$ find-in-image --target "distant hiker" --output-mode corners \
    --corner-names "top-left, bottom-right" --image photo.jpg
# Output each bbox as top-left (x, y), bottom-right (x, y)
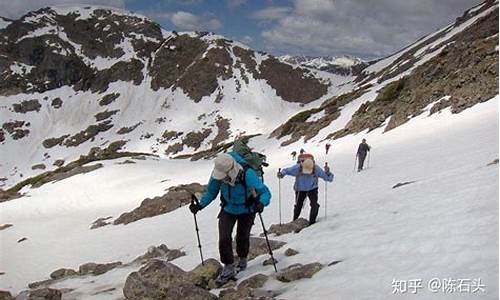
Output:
top-left (296, 148), bottom-right (308, 164)
top-left (291, 151), bottom-right (297, 161)
top-left (189, 151), bottom-right (271, 284)
top-left (325, 143), bottom-right (331, 155)
top-left (277, 154), bottom-right (333, 225)
top-left (356, 139), bottom-right (371, 172)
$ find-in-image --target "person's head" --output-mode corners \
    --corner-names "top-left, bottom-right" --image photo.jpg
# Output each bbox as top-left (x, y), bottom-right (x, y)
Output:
top-left (300, 149), bottom-right (305, 154)
top-left (362, 139), bottom-right (366, 143)
top-left (211, 153), bottom-right (242, 186)
top-left (301, 158), bottom-right (314, 174)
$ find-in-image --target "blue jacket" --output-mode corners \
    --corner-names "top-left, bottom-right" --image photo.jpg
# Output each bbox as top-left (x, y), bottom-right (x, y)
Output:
top-left (280, 164), bottom-right (334, 191)
top-left (199, 152), bottom-right (271, 215)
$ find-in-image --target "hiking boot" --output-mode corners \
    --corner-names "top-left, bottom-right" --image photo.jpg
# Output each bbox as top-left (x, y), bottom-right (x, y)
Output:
top-left (236, 257), bottom-right (247, 271)
top-left (216, 264), bottom-right (236, 286)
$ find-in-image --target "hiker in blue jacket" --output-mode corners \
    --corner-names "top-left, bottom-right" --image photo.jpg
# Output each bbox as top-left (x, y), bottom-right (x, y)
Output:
top-left (278, 156), bottom-right (333, 225)
top-left (189, 152), bottom-right (271, 283)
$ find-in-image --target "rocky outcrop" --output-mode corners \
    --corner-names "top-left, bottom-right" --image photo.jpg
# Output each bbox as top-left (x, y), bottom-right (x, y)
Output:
top-left (132, 244), bottom-right (186, 264)
top-left (332, 5), bottom-right (498, 139)
top-left (63, 121), bottom-right (114, 147)
top-left (98, 93), bottom-right (120, 106)
top-left (123, 260), bottom-right (217, 300)
top-left (42, 135), bottom-right (69, 149)
top-left (31, 164), bottom-right (46, 171)
top-left (12, 99), bottom-right (41, 113)
top-left (487, 158), bottom-right (499, 166)
top-left (182, 129), bottom-right (212, 150)
top-left (117, 123), bottom-right (141, 135)
top-left (276, 263), bottom-right (324, 282)
top-left (114, 183), bottom-right (206, 225)
top-left (2, 120), bottom-right (30, 140)
top-left (90, 216), bottom-right (113, 229)
top-left (94, 110), bottom-right (119, 122)
top-left (78, 261), bottom-right (122, 276)
top-left (50, 98), bottom-right (62, 109)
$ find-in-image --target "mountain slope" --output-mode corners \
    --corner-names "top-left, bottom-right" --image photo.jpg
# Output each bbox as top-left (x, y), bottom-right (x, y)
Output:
top-left (279, 55), bottom-right (369, 76)
top-left (0, 6), bottom-right (354, 188)
top-left (272, 0), bottom-right (498, 146)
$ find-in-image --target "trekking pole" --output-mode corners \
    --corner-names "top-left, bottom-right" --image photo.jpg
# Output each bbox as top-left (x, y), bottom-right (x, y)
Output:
top-left (353, 155), bottom-right (357, 173)
top-left (278, 168), bottom-right (282, 225)
top-left (251, 189), bottom-right (278, 272)
top-left (367, 151), bottom-right (371, 169)
top-left (190, 194), bottom-right (204, 266)
top-left (324, 162), bottom-right (328, 219)
top-left (258, 212), bottom-right (278, 272)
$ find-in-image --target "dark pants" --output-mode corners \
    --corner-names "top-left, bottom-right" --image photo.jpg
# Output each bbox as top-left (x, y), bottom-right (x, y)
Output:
top-left (218, 210), bottom-right (255, 265)
top-left (358, 154), bottom-right (367, 171)
top-left (293, 188), bottom-right (319, 225)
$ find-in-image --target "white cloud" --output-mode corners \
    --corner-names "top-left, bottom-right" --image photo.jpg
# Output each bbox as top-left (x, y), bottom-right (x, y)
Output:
top-left (227, 0), bottom-right (247, 8)
top-left (0, 0), bottom-right (125, 19)
top-left (251, 6), bottom-right (292, 20)
top-left (170, 11), bottom-right (222, 31)
top-left (241, 35), bottom-right (253, 44)
top-left (260, 0), bottom-right (482, 58)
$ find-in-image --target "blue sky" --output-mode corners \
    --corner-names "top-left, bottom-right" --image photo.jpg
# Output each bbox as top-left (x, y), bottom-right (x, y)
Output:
top-left (2, 0), bottom-right (483, 59)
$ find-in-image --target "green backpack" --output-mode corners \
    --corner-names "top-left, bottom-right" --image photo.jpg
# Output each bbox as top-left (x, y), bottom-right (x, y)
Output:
top-left (232, 139), bottom-right (268, 179)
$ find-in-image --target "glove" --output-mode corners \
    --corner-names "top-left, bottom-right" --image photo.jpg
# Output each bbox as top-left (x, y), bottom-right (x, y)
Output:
top-left (189, 202), bottom-right (202, 214)
top-left (254, 201), bottom-right (264, 213)
top-left (324, 165), bottom-right (331, 175)
top-left (277, 171), bottom-right (284, 179)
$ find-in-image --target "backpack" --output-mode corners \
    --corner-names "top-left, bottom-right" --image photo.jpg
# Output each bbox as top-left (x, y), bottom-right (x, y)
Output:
top-left (298, 153), bottom-right (316, 176)
top-left (220, 138), bottom-right (268, 210)
top-left (232, 139), bottom-right (268, 179)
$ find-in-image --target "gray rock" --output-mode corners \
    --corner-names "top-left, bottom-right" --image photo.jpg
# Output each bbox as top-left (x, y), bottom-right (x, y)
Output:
top-left (0, 290), bottom-right (13, 300)
top-left (276, 263), bottom-right (323, 283)
top-left (89, 217), bottom-right (112, 230)
top-left (238, 273), bottom-right (268, 290)
top-left (114, 183), bottom-right (206, 225)
top-left (26, 288), bottom-right (61, 300)
top-left (265, 218), bottom-right (309, 236)
top-left (123, 259), bottom-right (216, 300)
top-left (284, 248), bottom-right (299, 256)
top-left (28, 279), bottom-right (54, 289)
top-left (31, 164), bottom-right (46, 170)
top-left (78, 261), bottom-right (122, 276)
top-left (263, 258), bottom-right (278, 266)
top-left (246, 237), bottom-right (286, 261)
top-left (0, 224), bottom-right (13, 231)
top-left (52, 160), bottom-right (64, 167)
top-left (487, 158), bottom-right (499, 166)
top-left (49, 268), bottom-right (77, 280)
top-left (132, 244), bottom-right (186, 264)
top-left (392, 181), bottom-right (417, 189)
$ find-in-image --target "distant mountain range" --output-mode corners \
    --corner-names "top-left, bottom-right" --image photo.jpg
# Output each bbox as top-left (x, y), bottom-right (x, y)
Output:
top-left (279, 55), bottom-right (369, 76)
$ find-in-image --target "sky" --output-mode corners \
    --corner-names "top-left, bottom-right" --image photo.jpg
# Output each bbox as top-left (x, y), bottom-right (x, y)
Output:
top-left (0, 0), bottom-right (483, 59)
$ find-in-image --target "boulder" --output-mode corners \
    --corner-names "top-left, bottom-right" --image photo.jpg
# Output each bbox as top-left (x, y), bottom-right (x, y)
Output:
top-left (263, 258), bottom-right (278, 266)
top-left (187, 258), bottom-right (222, 289)
top-left (49, 268), bottom-right (77, 280)
top-left (265, 218), bottom-right (309, 236)
top-left (487, 158), bottom-right (499, 166)
top-left (238, 273), bottom-right (268, 290)
top-left (219, 274), bottom-right (274, 300)
top-left (284, 248), bottom-right (299, 257)
top-left (123, 259), bottom-right (216, 300)
top-left (276, 263), bottom-right (323, 283)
